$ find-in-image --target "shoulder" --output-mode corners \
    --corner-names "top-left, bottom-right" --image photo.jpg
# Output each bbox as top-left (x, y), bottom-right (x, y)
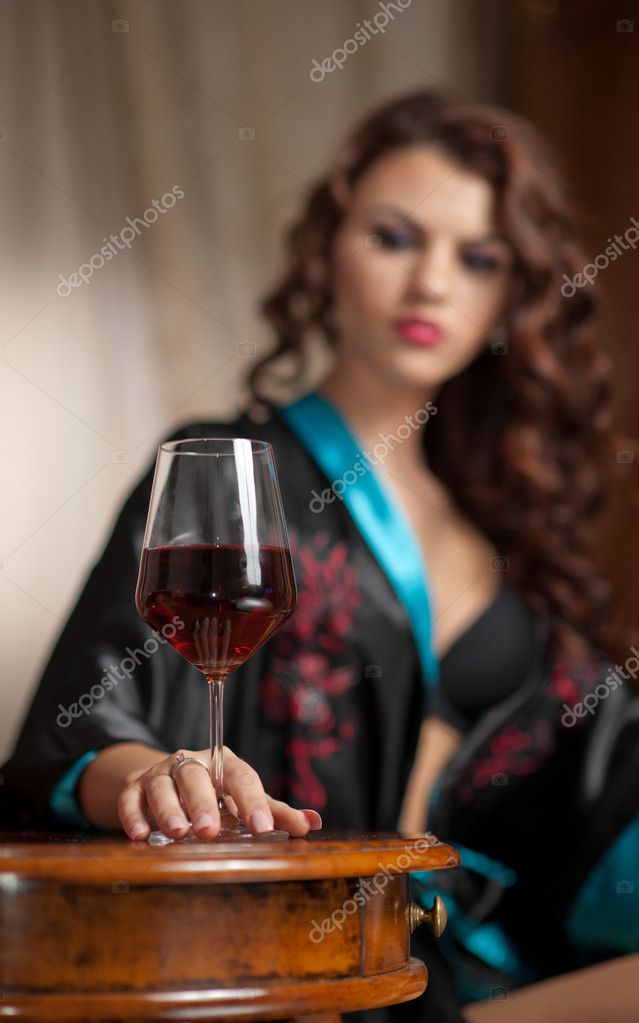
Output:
top-left (114, 409), bottom-right (276, 533)
top-left (167, 403), bottom-right (281, 442)
top-left (95, 405), bottom-right (302, 564)
top-left (166, 405), bottom-right (312, 467)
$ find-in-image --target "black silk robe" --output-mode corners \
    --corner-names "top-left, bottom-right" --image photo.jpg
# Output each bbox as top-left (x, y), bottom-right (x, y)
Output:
top-left (3, 399), bottom-right (638, 1017)
top-left (3, 406), bottom-right (427, 830)
top-left (1, 403), bottom-right (466, 1022)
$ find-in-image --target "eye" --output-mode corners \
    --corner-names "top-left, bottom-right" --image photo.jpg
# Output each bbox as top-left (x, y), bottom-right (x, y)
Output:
top-left (373, 225), bottom-right (416, 250)
top-left (461, 251), bottom-right (501, 273)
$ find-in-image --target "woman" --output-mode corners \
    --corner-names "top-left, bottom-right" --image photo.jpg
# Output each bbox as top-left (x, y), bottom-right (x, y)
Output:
top-left (2, 91), bottom-right (638, 1021)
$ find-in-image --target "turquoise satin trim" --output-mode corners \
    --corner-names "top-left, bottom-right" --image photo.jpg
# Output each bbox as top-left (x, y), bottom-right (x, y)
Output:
top-left (449, 843), bottom-right (517, 887)
top-left (49, 749), bottom-right (99, 830)
top-left (411, 846), bottom-right (526, 993)
top-left (279, 392), bottom-right (438, 686)
top-left (411, 883), bottom-right (533, 996)
top-left (413, 881), bottom-right (529, 977)
top-left (566, 811), bottom-right (639, 952)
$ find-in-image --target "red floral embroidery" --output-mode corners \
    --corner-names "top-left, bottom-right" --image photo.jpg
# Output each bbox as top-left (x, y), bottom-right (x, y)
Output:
top-left (456, 658), bottom-right (604, 803)
top-left (546, 658), bottom-right (600, 709)
top-left (260, 529), bottom-right (361, 808)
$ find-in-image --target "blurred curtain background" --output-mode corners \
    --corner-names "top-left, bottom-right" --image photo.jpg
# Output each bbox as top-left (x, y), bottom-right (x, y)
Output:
top-left (1, 0), bottom-right (636, 760)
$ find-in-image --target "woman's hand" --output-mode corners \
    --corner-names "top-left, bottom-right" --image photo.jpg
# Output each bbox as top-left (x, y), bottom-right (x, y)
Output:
top-left (117, 746), bottom-right (322, 841)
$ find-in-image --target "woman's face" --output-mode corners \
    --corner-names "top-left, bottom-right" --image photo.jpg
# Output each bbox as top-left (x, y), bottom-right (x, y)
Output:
top-left (329, 145), bottom-right (513, 392)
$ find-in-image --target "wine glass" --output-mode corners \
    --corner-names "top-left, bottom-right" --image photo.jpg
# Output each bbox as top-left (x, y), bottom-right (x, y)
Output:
top-left (135, 437), bottom-right (297, 841)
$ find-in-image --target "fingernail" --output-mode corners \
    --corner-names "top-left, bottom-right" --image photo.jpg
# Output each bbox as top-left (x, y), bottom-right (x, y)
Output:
top-left (193, 813), bottom-right (215, 831)
top-left (303, 809), bottom-right (322, 830)
top-left (130, 824), bottom-right (147, 840)
top-left (249, 810), bottom-right (273, 833)
top-left (166, 815), bottom-right (187, 833)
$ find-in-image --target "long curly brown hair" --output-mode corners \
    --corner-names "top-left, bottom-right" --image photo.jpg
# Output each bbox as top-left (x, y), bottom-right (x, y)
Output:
top-left (249, 89), bottom-right (621, 664)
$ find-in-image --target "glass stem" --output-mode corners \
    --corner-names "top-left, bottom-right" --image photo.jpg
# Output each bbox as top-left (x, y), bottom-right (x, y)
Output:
top-left (208, 677), bottom-right (226, 814)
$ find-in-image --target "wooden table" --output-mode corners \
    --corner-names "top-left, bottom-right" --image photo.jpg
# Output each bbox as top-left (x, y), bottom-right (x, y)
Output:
top-left (0, 829), bottom-right (458, 1022)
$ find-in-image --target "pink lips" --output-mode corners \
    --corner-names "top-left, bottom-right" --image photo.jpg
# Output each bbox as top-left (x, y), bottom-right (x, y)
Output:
top-left (393, 317), bottom-right (444, 346)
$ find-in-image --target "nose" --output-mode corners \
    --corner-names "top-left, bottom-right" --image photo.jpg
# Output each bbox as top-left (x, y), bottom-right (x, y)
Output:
top-left (406, 241), bottom-right (453, 303)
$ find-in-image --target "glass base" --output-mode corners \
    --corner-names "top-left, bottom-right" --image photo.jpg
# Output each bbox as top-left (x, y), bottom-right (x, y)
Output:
top-left (147, 828), bottom-right (289, 844)
top-left (215, 806), bottom-right (289, 841)
top-left (147, 808), bottom-right (289, 844)
top-left (218, 825), bottom-right (290, 841)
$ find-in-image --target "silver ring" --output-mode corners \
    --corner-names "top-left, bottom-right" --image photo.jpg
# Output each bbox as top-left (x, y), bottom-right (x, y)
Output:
top-left (171, 751), bottom-right (210, 781)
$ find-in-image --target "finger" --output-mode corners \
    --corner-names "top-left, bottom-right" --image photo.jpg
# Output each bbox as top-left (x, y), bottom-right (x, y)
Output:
top-left (223, 792), bottom-right (241, 818)
top-left (193, 749), bottom-right (241, 818)
top-left (226, 791), bottom-right (321, 834)
top-left (301, 809), bottom-right (323, 830)
top-left (265, 797), bottom-right (322, 837)
top-left (118, 779), bottom-right (152, 840)
top-left (173, 760), bottom-right (221, 837)
top-left (143, 771), bottom-right (192, 838)
top-left (222, 749), bottom-right (275, 833)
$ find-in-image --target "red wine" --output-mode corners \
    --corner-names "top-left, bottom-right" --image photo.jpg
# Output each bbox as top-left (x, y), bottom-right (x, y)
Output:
top-left (136, 544), bottom-right (296, 677)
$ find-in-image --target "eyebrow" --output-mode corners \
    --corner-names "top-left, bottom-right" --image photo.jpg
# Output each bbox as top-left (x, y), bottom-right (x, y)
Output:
top-left (362, 203), bottom-right (508, 246)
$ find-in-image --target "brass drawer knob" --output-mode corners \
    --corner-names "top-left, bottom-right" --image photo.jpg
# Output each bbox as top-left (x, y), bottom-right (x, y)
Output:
top-left (407, 894), bottom-right (448, 937)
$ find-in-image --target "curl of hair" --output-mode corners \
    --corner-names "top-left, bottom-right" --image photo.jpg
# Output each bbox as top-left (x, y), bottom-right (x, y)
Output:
top-left (249, 90), bottom-right (622, 663)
